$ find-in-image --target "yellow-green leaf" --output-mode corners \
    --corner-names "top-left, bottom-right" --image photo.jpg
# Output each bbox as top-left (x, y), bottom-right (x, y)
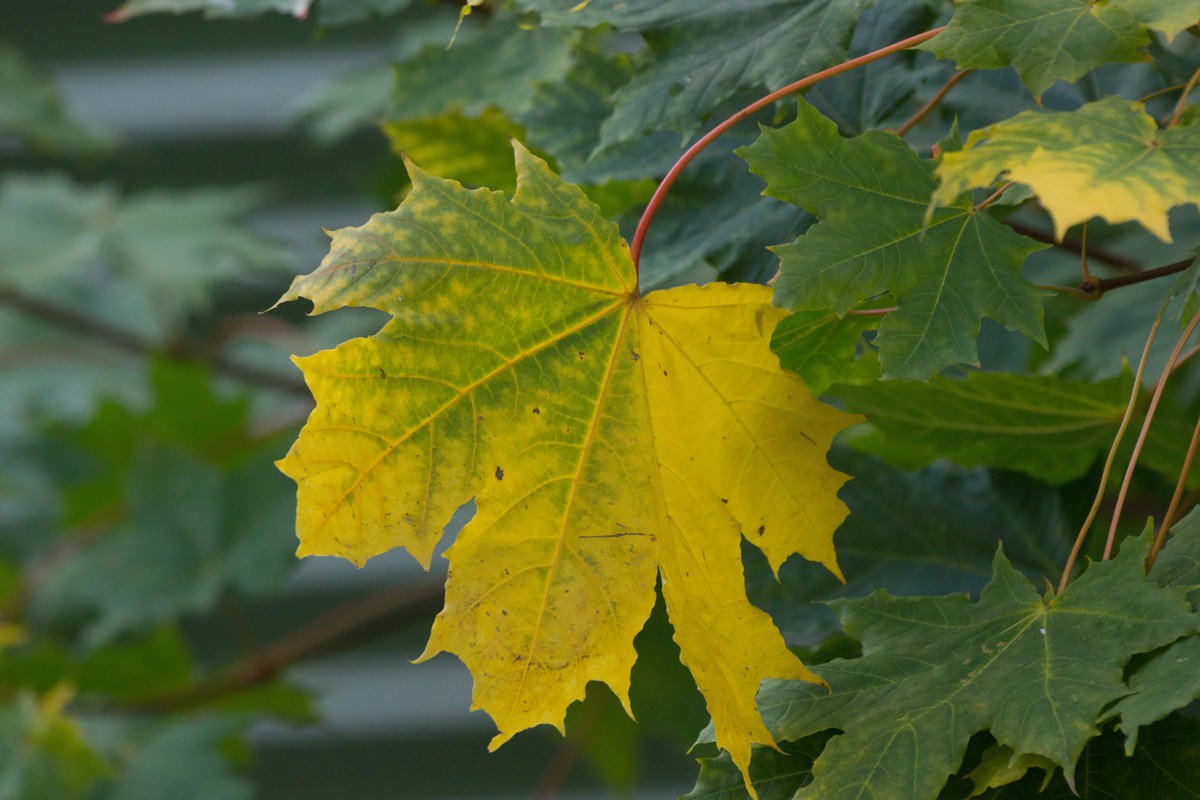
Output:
top-left (276, 142), bottom-right (857, 789)
top-left (934, 97), bottom-right (1200, 242)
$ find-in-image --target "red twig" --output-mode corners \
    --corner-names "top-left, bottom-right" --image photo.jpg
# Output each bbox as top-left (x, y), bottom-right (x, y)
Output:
top-left (629, 27), bottom-right (946, 273)
top-left (1058, 310), bottom-right (1163, 593)
top-left (1148, 412), bottom-right (1200, 569)
top-left (1103, 306), bottom-right (1200, 560)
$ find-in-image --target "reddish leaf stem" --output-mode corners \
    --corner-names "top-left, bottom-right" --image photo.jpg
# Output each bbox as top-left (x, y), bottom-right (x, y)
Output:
top-left (973, 181), bottom-right (1016, 212)
top-left (1058, 310), bottom-right (1163, 593)
top-left (1103, 306), bottom-right (1200, 560)
top-left (1168, 65), bottom-right (1200, 128)
top-left (629, 26), bottom-right (947, 273)
top-left (895, 68), bottom-right (973, 137)
top-left (846, 306), bottom-right (897, 316)
top-left (1148, 412), bottom-right (1200, 568)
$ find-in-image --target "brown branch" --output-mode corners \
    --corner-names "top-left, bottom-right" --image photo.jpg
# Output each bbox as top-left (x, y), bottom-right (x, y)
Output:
top-left (129, 579), bottom-right (445, 713)
top-left (0, 285), bottom-right (311, 399)
top-left (1003, 220), bottom-right (1141, 273)
top-left (1094, 258), bottom-right (1195, 293)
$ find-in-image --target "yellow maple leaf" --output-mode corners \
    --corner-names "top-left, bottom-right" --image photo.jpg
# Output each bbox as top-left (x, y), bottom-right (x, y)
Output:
top-left (276, 141), bottom-right (857, 788)
top-left (933, 97), bottom-right (1200, 242)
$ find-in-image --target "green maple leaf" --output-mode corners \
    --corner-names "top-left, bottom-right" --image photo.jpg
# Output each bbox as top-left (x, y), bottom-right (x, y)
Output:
top-left (739, 99), bottom-right (1046, 379)
top-left (697, 532), bottom-right (1198, 800)
top-left (769, 310), bottom-right (879, 395)
top-left (933, 97), bottom-right (1200, 243)
top-left (1110, 509), bottom-right (1200, 754)
top-left (921, 0), bottom-right (1148, 99)
top-left (832, 371), bottom-right (1134, 483)
top-left (520, 0), bottom-right (871, 147)
top-left (386, 18), bottom-right (577, 126)
top-left (1118, 0), bottom-right (1200, 39)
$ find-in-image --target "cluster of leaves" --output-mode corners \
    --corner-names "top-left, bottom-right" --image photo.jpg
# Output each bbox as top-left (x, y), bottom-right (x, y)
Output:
top-left (9, 0), bottom-right (1200, 799)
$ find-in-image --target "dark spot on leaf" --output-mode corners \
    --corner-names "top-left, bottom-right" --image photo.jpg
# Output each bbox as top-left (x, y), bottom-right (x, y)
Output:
top-left (377, 367), bottom-right (387, 378)
top-left (630, 348), bottom-right (640, 361)
top-left (495, 466), bottom-right (504, 480)
top-left (663, 370), bottom-right (668, 376)
top-left (577, 350), bottom-right (586, 360)
top-left (532, 407), bottom-right (541, 415)
top-left (756, 525), bottom-right (765, 536)
top-left (720, 498), bottom-right (729, 504)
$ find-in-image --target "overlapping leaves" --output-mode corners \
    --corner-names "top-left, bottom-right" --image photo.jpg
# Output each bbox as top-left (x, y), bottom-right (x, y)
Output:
top-left (741, 99), bottom-right (1046, 379)
top-left (277, 143), bottom-right (859, 785)
top-left (934, 98), bottom-right (1200, 243)
top-left (693, 528), bottom-right (1200, 800)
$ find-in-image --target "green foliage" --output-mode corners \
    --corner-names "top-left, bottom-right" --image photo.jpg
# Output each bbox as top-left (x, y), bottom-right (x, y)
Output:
top-left (923, 0), bottom-right (1149, 99)
top-left (694, 528), bottom-right (1200, 800)
top-left (740, 99), bottom-right (1047, 378)
top-left (8, 1), bottom-right (1200, 799)
top-left (833, 371), bottom-right (1137, 483)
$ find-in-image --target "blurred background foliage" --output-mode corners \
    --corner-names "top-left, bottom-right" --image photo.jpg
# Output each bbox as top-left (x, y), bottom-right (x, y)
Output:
top-left (3, 1), bottom-right (1200, 798)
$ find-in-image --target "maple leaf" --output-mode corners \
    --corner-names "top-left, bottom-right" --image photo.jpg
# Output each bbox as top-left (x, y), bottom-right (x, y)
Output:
top-left (1118, 0), bottom-right (1200, 39)
top-left (921, 0), bottom-right (1148, 99)
top-left (739, 99), bottom-right (1046, 379)
top-left (695, 531), bottom-right (1199, 800)
top-left (275, 142), bottom-right (858, 787)
top-left (933, 97), bottom-right (1200, 243)
top-left (833, 371), bottom-right (1136, 483)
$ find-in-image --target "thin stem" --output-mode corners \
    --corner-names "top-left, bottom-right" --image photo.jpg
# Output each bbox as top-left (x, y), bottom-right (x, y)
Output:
top-left (895, 69), bottom-right (973, 137)
top-left (1148, 412), bottom-right (1200, 568)
top-left (846, 306), bottom-right (897, 316)
top-left (0, 284), bottom-right (310, 398)
top-left (629, 26), bottom-right (946, 273)
top-left (127, 579), bottom-right (444, 712)
top-left (1036, 283), bottom-right (1100, 301)
top-left (1103, 306), bottom-right (1200, 560)
top-left (1058, 310), bottom-right (1163, 593)
top-left (1139, 83), bottom-right (1189, 104)
top-left (1168, 65), bottom-right (1200, 128)
top-left (973, 181), bottom-right (1016, 212)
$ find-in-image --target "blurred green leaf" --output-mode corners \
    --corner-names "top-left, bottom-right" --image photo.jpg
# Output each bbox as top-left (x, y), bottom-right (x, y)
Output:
top-left (0, 690), bottom-right (113, 800)
top-left (103, 717), bottom-right (251, 800)
top-left (0, 175), bottom-right (290, 330)
top-left (0, 44), bottom-right (109, 155)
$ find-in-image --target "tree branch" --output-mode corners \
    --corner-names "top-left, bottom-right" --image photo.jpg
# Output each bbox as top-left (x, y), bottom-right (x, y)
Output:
top-left (1003, 220), bottom-right (1142, 272)
top-left (0, 285), bottom-right (311, 399)
top-left (129, 579), bottom-right (445, 713)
